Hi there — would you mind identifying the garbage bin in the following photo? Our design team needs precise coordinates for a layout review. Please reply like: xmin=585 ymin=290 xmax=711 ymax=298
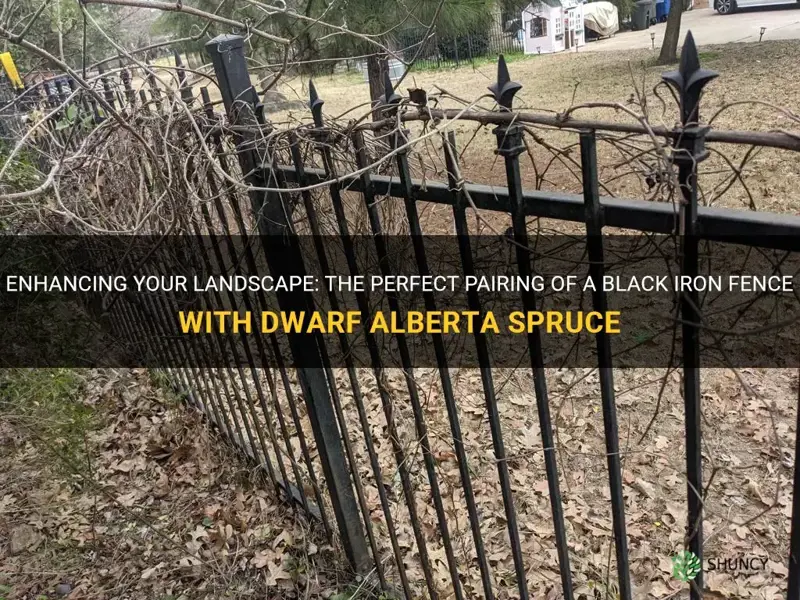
xmin=631 ymin=0 xmax=653 ymax=30
xmin=656 ymin=0 xmax=671 ymax=22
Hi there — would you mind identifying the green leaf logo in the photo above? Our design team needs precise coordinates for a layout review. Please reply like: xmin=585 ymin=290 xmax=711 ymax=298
xmin=672 ymin=550 xmax=701 ymax=582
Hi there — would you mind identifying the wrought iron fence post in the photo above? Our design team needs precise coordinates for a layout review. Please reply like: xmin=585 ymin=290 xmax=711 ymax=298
xmin=662 ymin=30 xmax=717 ymax=600
xmin=120 ymin=65 xmax=136 ymax=108
xmin=790 ymin=393 xmax=800 ymax=600
xmin=97 ymin=64 xmax=116 ymax=110
xmin=490 ymin=55 xmax=573 ymax=600
xmin=54 ymin=77 xmax=67 ymax=105
xmin=174 ymin=49 xmax=194 ymax=107
xmin=205 ymin=33 xmax=371 ymax=575
xmin=579 ymin=130 xmax=632 ymax=600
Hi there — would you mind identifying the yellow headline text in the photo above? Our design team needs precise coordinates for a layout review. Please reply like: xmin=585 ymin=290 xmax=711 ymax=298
xmin=178 ymin=310 xmax=621 ymax=335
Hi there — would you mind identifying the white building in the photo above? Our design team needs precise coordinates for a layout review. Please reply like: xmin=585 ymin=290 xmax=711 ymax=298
xmin=521 ymin=0 xmax=586 ymax=55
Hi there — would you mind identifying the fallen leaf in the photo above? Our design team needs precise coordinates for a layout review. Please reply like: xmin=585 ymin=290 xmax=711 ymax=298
xmin=141 ymin=562 xmax=164 ymax=580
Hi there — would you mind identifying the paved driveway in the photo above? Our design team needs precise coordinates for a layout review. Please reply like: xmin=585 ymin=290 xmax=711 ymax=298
xmin=585 ymin=5 xmax=800 ymax=51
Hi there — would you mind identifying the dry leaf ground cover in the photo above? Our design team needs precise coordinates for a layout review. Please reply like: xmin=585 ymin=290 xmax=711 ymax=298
xmin=261 ymin=39 xmax=800 ymax=216
xmin=0 ymin=368 xmax=348 ymax=600
xmin=244 ymin=362 xmax=796 ymax=600
xmin=199 ymin=40 xmax=800 ymax=599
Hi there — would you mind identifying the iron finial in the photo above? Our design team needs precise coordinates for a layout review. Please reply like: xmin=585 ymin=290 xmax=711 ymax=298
xmin=309 ymin=79 xmax=324 ymax=128
xmin=489 ymin=55 xmax=522 ymax=111
xmin=661 ymin=31 xmax=718 ymax=125
xmin=408 ymin=87 xmax=428 ymax=107
xmin=254 ymin=102 xmax=265 ymax=124
xmin=200 ymin=86 xmax=212 ymax=109
xmin=381 ymin=69 xmax=401 ymax=107
xmin=173 ymin=49 xmax=184 ymax=67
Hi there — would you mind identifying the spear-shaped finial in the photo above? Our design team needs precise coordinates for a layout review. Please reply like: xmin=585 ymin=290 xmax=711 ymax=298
xmin=309 ymin=79 xmax=324 ymax=128
xmin=173 ymin=49 xmax=184 ymax=67
xmin=488 ymin=55 xmax=522 ymax=111
xmin=661 ymin=31 xmax=718 ymax=125
xmin=381 ymin=69 xmax=401 ymax=107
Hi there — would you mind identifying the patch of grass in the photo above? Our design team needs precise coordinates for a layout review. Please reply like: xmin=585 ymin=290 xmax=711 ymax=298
xmin=698 ymin=50 xmax=721 ymax=62
xmin=0 ymin=145 xmax=42 ymax=229
xmin=0 ymin=369 xmax=95 ymax=471
xmin=409 ymin=50 xmax=530 ymax=73
xmin=0 ymin=147 xmax=40 ymax=188
xmin=323 ymin=68 xmax=364 ymax=85
xmin=148 ymin=369 xmax=186 ymax=407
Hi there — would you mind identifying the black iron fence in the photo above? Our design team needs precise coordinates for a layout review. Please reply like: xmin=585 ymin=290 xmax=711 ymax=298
xmin=396 ymin=14 xmax=524 ymax=71
xmin=6 ymin=30 xmax=800 ymax=600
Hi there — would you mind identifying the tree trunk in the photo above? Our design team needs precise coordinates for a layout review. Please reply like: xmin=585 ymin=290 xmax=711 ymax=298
xmin=657 ymin=0 xmax=684 ymax=64
xmin=366 ymin=53 xmax=389 ymax=121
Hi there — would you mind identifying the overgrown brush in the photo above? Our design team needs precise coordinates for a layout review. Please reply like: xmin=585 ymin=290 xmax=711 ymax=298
xmin=0 ymin=368 xmax=96 ymax=472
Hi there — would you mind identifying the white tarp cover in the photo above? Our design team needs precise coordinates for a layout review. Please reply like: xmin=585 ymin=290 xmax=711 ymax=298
xmin=583 ymin=1 xmax=619 ymax=37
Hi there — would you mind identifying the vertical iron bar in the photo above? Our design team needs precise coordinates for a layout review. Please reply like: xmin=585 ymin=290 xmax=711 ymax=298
xmin=309 ymin=88 xmax=414 ymax=596
xmin=679 ymin=151 xmax=703 ymax=600
xmin=788 ymin=380 xmax=800 ymax=600
xmin=351 ymin=128 xmax=441 ymax=599
xmin=288 ymin=132 xmax=388 ymax=589
xmin=206 ymin=33 xmax=370 ymax=574
xmin=390 ymin=123 xmax=490 ymax=600
xmin=580 ymin=131 xmax=632 ymax=600
xmin=491 ymin=57 xmax=572 ymax=599
xmin=443 ymin=131 xmax=523 ymax=600
xmin=661 ymin=34 xmax=716 ymax=599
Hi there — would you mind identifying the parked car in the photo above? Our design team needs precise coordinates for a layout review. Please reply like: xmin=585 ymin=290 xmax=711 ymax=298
xmin=716 ymin=0 xmax=796 ymax=14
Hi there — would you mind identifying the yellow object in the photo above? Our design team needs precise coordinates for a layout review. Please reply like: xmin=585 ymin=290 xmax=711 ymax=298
xmin=0 ymin=52 xmax=23 ymax=89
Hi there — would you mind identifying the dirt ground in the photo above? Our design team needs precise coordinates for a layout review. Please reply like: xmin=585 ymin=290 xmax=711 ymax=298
xmin=326 ymin=366 xmax=798 ymax=599
xmin=0 ymin=369 xmax=343 ymax=600
xmin=240 ymin=39 xmax=800 ymax=220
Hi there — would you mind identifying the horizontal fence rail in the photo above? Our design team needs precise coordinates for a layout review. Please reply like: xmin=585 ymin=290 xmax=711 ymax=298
xmin=276 ymin=165 xmax=800 ymax=248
